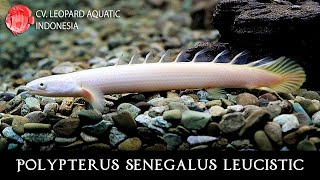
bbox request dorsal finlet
[248,57,274,67]
[144,51,155,64]
[191,48,211,62]
[174,49,188,62]
[213,49,231,63]
[115,54,126,66]
[159,50,172,63]
[129,53,140,64]
[230,50,250,64]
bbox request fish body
[26,49,306,111]
[5,4,34,35]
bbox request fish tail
[255,57,306,93]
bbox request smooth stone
[163,109,182,125]
[279,100,293,114]
[152,116,172,128]
[147,97,165,107]
[109,127,127,146]
[294,112,311,126]
[135,102,152,113]
[8,143,19,151]
[20,104,30,116]
[168,102,189,112]
[312,111,320,127]
[274,114,299,132]
[135,114,152,127]
[298,91,320,101]
[78,110,102,125]
[43,103,59,116]
[112,111,137,134]
[55,137,77,144]
[117,103,141,118]
[2,127,23,143]
[283,126,315,145]
[22,132,55,143]
[12,116,29,134]
[163,133,182,151]
[145,144,166,151]
[137,127,157,142]
[190,145,209,150]
[82,120,113,136]
[80,132,99,142]
[24,111,47,123]
[226,105,244,113]
[254,130,273,151]
[209,106,226,117]
[53,118,80,136]
[266,104,282,119]
[82,143,110,151]
[205,100,222,108]
[236,93,259,106]
[230,139,252,150]
[181,110,211,130]
[187,135,218,145]
[0,138,8,151]
[264,122,283,146]
[221,98,234,108]
[40,97,56,107]
[23,123,51,132]
[148,106,165,117]
[292,103,312,125]
[219,112,245,134]
[180,95,195,107]
[5,95,22,113]
[197,90,209,100]
[207,122,220,137]
[25,97,41,111]
[58,97,74,115]
[118,137,142,151]
[297,139,317,151]
[239,110,270,137]
[259,93,278,101]
[1,116,13,125]
[295,98,320,115]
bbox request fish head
[26,75,81,97]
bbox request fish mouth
[25,86,47,95]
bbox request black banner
[0,151,317,177]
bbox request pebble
[148,106,165,117]
[55,137,77,144]
[23,123,51,132]
[25,111,47,123]
[40,97,56,107]
[230,139,252,150]
[112,111,137,134]
[226,105,244,113]
[209,105,226,117]
[117,103,141,118]
[254,130,273,151]
[20,104,30,116]
[59,97,74,115]
[168,102,189,112]
[312,111,320,127]
[163,109,182,125]
[190,145,209,150]
[273,114,299,132]
[236,93,259,106]
[259,93,278,101]
[137,127,157,142]
[80,132,99,142]
[153,116,172,128]
[181,110,211,130]
[207,122,220,137]
[5,95,22,113]
[283,126,314,145]
[187,135,218,145]
[135,102,152,113]
[298,91,320,101]
[297,139,317,151]
[197,90,209,101]
[82,143,110,151]
[266,104,282,119]
[135,114,152,127]
[8,143,19,151]
[22,132,55,143]
[82,120,113,136]
[43,103,59,116]
[109,127,127,146]
[118,137,142,151]
[0,138,8,151]
[77,110,102,125]
[295,98,320,115]
[145,144,166,151]
[1,116,13,125]
[2,127,23,143]
[181,95,195,107]
[25,97,41,111]
[294,112,311,126]
[279,100,293,114]
[219,112,245,134]
[205,100,222,108]
[264,122,283,146]
[11,116,29,134]
[293,103,312,124]
[239,110,270,137]
[53,118,80,136]
[163,133,182,151]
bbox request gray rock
[148,106,165,117]
[274,114,299,132]
[181,95,195,107]
[163,109,182,125]
[40,97,56,107]
[117,103,141,118]
[312,111,320,127]
[78,110,102,124]
[59,97,74,116]
[209,106,226,117]
[226,105,244,113]
[23,123,51,132]
[55,137,77,144]
[53,118,80,136]
[25,111,47,123]
[297,139,317,151]
[43,103,59,116]
[230,139,252,150]
[181,110,211,130]
[236,93,259,106]
[163,133,182,151]
[266,104,282,119]
[109,127,127,146]
[264,122,283,146]
[112,111,137,134]
[80,132,99,142]
[5,95,22,113]
[82,120,113,136]
[219,112,245,134]
[22,132,55,143]
[168,102,189,112]
[254,130,273,151]
[2,127,23,144]
[187,136,218,145]
[153,116,172,128]
[197,90,209,101]
[25,97,41,111]
[293,103,312,125]
[20,104,30,116]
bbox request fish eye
[39,82,46,90]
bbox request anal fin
[81,84,105,113]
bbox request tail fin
[254,57,306,93]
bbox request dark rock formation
[212,0,320,90]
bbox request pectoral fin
[81,84,105,113]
